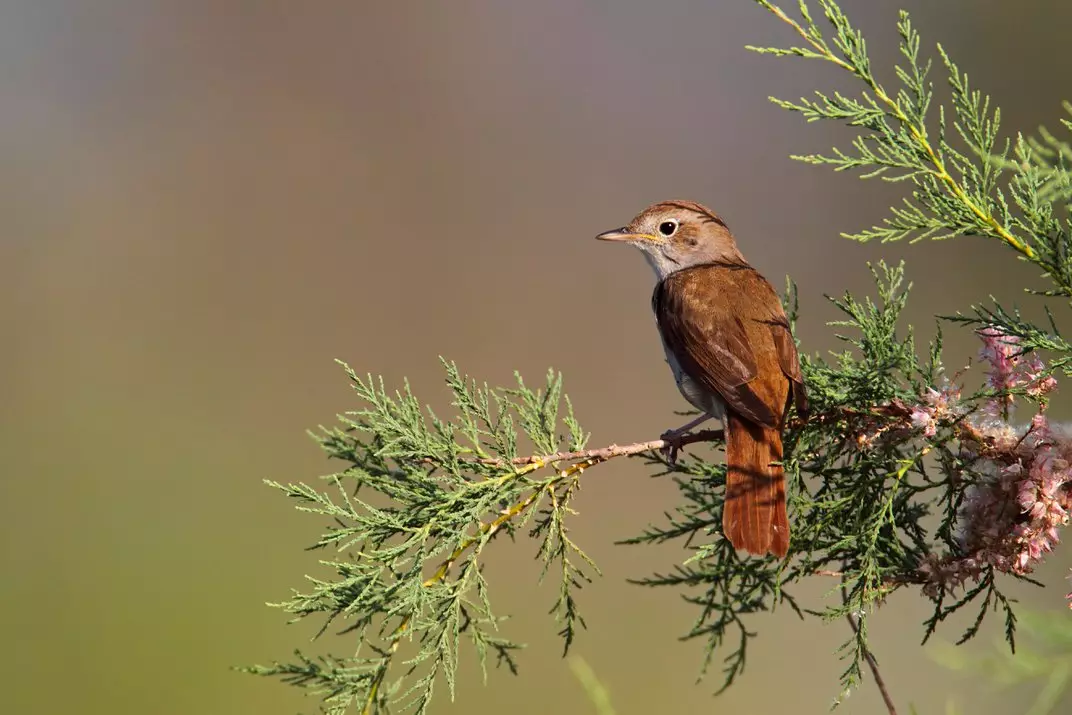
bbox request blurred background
[3,1,1071,713]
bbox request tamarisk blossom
[958,414,1070,571]
[977,326,1057,408]
[908,381,963,438]
[916,326,1068,601]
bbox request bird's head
[596,200,745,280]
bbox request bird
[596,200,807,558]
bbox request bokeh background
[3,1,1071,713]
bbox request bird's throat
[640,249,681,282]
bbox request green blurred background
[3,1,1071,713]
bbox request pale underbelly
[663,342,726,420]
[676,372,726,420]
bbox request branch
[464,402,898,472]
[846,611,898,715]
[474,428,726,468]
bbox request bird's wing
[652,264,781,428]
[769,314,808,416]
[741,270,808,417]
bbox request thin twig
[476,428,725,467]
[451,404,897,473]
[841,581,898,715]
[845,612,898,715]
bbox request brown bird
[597,200,806,558]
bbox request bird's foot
[658,427,690,465]
[658,414,712,465]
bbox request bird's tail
[722,411,789,558]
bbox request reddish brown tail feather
[723,411,789,558]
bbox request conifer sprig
[750,1,1072,300]
[247,363,604,715]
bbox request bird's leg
[662,413,712,440]
[659,414,712,464]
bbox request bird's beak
[595,228,662,243]
[595,227,633,242]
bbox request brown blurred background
[3,1,1071,713]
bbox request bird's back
[652,261,796,428]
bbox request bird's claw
[659,429,684,465]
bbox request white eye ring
[657,219,679,237]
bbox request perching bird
[597,200,806,557]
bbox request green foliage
[246,363,598,714]
[749,1,1072,300]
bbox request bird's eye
[658,220,678,237]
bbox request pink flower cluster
[914,327,1070,603]
[977,327,1057,406]
[959,413,1071,575]
[920,414,1072,597]
[909,381,964,438]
